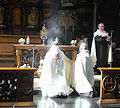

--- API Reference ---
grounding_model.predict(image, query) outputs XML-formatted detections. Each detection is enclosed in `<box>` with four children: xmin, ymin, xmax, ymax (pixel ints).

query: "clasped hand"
<box><xmin>102</xmin><ymin>32</ymin><xmax>108</xmax><ymax>37</ymax></box>
<box><xmin>102</xmin><ymin>32</ymin><xmax>110</xmax><ymax>42</ymax></box>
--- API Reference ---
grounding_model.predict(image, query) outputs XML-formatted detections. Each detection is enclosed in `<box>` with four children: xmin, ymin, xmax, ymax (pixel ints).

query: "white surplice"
<box><xmin>72</xmin><ymin>50</ymin><xmax>94</xmax><ymax>93</ymax></box>
<box><xmin>40</xmin><ymin>45</ymin><xmax>73</xmax><ymax>97</ymax></box>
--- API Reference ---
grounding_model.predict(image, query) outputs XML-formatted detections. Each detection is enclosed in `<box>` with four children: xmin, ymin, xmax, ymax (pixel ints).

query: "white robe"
<box><xmin>40</xmin><ymin>45</ymin><xmax>73</xmax><ymax>97</ymax></box>
<box><xmin>72</xmin><ymin>50</ymin><xmax>94</xmax><ymax>93</ymax></box>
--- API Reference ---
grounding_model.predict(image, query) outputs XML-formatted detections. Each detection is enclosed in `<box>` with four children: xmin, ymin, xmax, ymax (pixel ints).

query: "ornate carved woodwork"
<box><xmin>0</xmin><ymin>72</ymin><xmax>17</xmax><ymax>102</ymax></box>
<box><xmin>0</xmin><ymin>67</ymin><xmax>37</xmax><ymax>107</ymax></box>
<box><xmin>98</xmin><ymin>68</ymin><xmax>120</xmax><ymax>104</ymax></box>
<box><xmin>13</xmin><ymin>44</ymin><xmax>79</xmax><ymax>68</ymax></box>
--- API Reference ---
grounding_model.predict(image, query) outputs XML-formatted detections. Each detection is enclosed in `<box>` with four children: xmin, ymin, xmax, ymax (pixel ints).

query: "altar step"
<box><xmin>0</xmin><ymin>52</ymin><xmax>16</xmax><ymax>67</ymax></box>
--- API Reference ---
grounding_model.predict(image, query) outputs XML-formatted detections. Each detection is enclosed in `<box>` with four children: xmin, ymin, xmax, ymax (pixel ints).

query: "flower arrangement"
<box><xmin>18</xmin><ymin>38</ymin><xmax>25</xmax><ymax>45</ymax></box>
<box><xmin>20</xmin><ymin>64</ymin><xmax>31</xmax><ymax>68</ymax></box>
<box><xmin>71</xmin><ymin>40</ymin><xmax>77</xmax><ymax>46</ymax></box>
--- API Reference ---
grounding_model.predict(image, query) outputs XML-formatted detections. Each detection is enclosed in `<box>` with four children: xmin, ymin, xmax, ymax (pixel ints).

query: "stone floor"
<box><xmin>1</xmin><ymin>93</ymin><xmax>120</xmax><ymax>108</ymax></box>
<box><xmin>34</xmin><ymin>94</ymin><xmax>99</xmax><ymax>108</ymax></box>
<box><xmin>33</xmin><ymin>94</ymin><xmax>120</xmax><ymax>108</ymax></box>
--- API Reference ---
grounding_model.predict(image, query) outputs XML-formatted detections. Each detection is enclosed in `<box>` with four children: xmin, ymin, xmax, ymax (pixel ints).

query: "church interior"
<box><xmin>0</xmin><ymin>0</ymin><xmax>120</xmax><ymax>107</ymax></box>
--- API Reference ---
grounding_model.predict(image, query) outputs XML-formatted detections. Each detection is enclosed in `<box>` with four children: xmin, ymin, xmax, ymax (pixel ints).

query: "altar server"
<box><xmin>72</xmin><ymin>43</ymin><xmax>94</xmax><ymax>97</ymax></box>
<box><xmin>40</xmin><ymin>44</ymin><xmax>73</xmax><ymax>98</ymax></box>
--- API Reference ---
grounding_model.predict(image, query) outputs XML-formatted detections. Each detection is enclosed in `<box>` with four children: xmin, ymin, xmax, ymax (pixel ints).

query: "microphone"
<box><xmin>108</xmin><ymin>30</ymin><xmax>114</xmax><ymax>37</ymax></box>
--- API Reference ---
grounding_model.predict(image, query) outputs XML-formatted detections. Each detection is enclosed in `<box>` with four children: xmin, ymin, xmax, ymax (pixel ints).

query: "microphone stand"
<box><xmin>109</xmin><ymin>30</ymin><xmax>114</xmax><ymax>68</ymax></box>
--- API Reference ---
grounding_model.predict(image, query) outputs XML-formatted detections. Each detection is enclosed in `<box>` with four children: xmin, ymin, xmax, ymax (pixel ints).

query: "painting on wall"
<box><xmin>12</xmin><ymin>8</ymin><xmax>22</xmax><ymax>25</ymax></box>
<box><xmin>27</xmin><ymin>7</ymin><xmax>39</xmax><ymax>28</ymax></box>
<box><xmin>11</xmin><ymin>7</ymin><xmax>22</xmax><ymax>34</ymax></box>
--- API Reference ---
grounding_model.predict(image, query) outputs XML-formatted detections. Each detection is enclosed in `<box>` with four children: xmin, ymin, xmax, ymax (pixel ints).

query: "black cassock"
<box><xmin>95</xmin><ymin>36</ymin><xmax>109</xmax><ymax>67</ymax></box>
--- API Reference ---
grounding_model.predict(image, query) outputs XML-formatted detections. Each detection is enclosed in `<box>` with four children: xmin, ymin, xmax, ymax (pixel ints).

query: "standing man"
<box><xmin>91</xmin><ymin>23</ymin><xmax>110</xmax><ymax>67</ymax></box>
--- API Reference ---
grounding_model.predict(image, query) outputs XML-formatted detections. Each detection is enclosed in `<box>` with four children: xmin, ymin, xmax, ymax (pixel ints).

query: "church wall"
<box><xmin>95</xmin><ymin>0</ymin><xmax>120</xmax><ymax>47</ymax></box>
<box><xmin>0</xmin><ymin>0</ymin><xmax>93</xmax><ymax>67</ymax></box>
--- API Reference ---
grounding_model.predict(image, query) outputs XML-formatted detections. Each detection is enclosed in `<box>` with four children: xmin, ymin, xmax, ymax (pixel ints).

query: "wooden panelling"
<box><xmin>0</xmin><ymin>35</ymin><xmax>42</xmax><ymax>67</ymax></box>
<box><xmin>0</xmin><ymin>35</ymin><xmax>41</xmax><ymax>43</ymax></box>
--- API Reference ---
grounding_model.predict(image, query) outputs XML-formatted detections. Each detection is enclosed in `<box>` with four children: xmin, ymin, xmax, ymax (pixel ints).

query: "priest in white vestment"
<box><xmin>72</xmin><ymin>43</ymin><xmax>94</xmax><ymax>97</ymax></box>
<box><xmin>40</xmin><ymin>44</ymin><xmax>73</xmax><ymax>97</ymax></box>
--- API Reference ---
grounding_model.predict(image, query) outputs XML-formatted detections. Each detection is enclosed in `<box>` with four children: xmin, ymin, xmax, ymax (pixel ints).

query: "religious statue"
<box><xmin>27</xmin><ymin>7</ymin><xmax>38</xmax><ymax>28</ymax></box>
<box><xmin>64</xmin><ymin>15</ymin><xmax>74</xmax><ymax>44</ymax></box>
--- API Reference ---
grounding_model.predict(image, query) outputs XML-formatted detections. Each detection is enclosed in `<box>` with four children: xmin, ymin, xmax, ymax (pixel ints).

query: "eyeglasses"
<box><xmin>99</xmin><ymin>26</ymin><xmax>104</xmax><ymax>27</ymax></box>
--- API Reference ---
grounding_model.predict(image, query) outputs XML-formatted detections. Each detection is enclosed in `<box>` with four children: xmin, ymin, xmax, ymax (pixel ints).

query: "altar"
<box><xmin>13</xmin><ymin>44</ymin><xmax>79</xmax><ymax>68</ymax></box>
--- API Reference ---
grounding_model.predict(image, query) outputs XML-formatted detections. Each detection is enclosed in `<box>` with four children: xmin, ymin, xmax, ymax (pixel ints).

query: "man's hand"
<box><xmin>69</xmin><ymin>59</ymin><xmax>74</xmax><ymax>64</ymax></box>
<box><xmin>106</xmin><ymin>37</ymin><xmax>110</xmax><ymax>42</ymax></box>
<box><xmin>69</xmin><ymin>56</ymin><xmax>76</xmax><ymax>64</ymax></box>
<box><xmin>102</xmin><ymin>32</ymin><xmax>108</xmax><ymax>37</ymax></box>
<box><xmin>55</xmin><ymin>54</ymin><xmax>60</xmax><ymax>63</ymax></box>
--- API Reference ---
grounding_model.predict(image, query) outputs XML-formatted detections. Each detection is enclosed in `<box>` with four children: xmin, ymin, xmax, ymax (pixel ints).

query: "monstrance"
<box><xmin>39</xmin><ymin>24</ymin><xmax>48</xmax><ymax>45</ymax></box>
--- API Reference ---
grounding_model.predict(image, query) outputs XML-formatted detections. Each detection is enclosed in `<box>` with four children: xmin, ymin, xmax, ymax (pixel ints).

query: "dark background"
<box><xmin>0</xmin><ymin>0</ymin><xmax>120</xmax><ymax>48</ymax></box>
